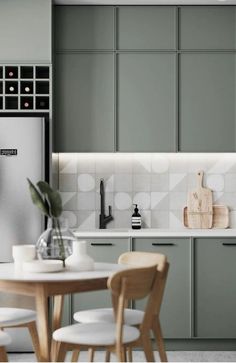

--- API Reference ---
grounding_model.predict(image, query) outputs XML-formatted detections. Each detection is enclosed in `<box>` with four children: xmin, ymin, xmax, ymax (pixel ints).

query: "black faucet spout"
<box><xmin>99</xmin><ymin>179</ymin><xmax>113</xmax><ymax>229</ymax></box>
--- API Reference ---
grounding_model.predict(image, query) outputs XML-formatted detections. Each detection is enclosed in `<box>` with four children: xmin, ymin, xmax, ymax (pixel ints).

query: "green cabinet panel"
<box><xmin>195</xmin><ymin>238</ymin><xmax>236</xmax><ymax>338</ymax></box>
<box><xmin>179</xmin><ymin>53</ymin><xmax>236</xmax><ymax>152</ymax></box>
<box><xmin>118</xmin><ymin>6</ymin><xmax>176</xmax><ymax>50</ymax></box>
<box><xmin>180</xmin><ymin>6</ymin><xmax>236</xmax><ymax>50</ymax></box>
<box><xmin>72</xmin><ymin>238</ymin><xmax>129</xmax><ymax>316</ymax></box>
<box><xmin>55</xmin><ymin>6</ymin><xmax>114</xmax><ymax>50</ymax></box>
<box><xmin>117</xmin><ymin>54</ymin><xmax>176</xmax><ymax>152</ymax></box>
<box><xmin>133</xmin><ymin>238</ymin><xmax>191</xmax><ymax>338</ymax></box>
<box><xmin>54</xmin><ymin>53</ymin><xmax>114</xmax><ymax>152</ymax></box>
<box><xmin>0</xmin><ymin>0</ymin><xmax>51</xmax><ymax>63</ymax></box>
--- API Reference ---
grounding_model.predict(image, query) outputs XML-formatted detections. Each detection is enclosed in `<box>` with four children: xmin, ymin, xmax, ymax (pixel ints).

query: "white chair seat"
<box><xmin>53</xmin><ymin>322</ymin><xmax>140</xmax><ymax>346</ymax></box>
<box><xmin>0</xmin><ymin>308</ymin><xmax>36</xmax><ymax>327</ymax></box>
<box><xmin>0</xmin><ymin>331</ymin><xmax>11</xmax><ymax>346</ymax></box>
<box><xmin>74</xmin><ymin>308</ymin><xmax>144</xmax><ymax>326</ymax></box>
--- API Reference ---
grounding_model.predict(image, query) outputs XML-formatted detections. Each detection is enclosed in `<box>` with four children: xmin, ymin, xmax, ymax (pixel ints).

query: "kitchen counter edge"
<box><xmin>73</xmin><ymin>228</ymin><xmax>236</xmax><ymax>238</ymax></box>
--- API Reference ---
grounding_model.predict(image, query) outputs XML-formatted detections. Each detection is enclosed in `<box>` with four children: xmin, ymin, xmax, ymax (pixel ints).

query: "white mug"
<box><xmin>12</xmin><ymin>244</ymin><xmax>36</xmax><ymax>271</ymax></box>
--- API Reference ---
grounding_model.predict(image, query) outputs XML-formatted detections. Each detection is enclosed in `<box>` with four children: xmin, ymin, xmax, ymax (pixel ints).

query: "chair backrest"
<box><xmin>118</xmin><ymin>251</ymin><xmax>169</xmax><ymax>327</ymax></box>
<box><xmin>118</xmin><ymin>251</ymin><xmax>167</xmax><ymax>272</ymax></box>
<box><xmin>107</xmin><ymin>265</ymin><xmax>158</xmax><ymax>346</ymax></box>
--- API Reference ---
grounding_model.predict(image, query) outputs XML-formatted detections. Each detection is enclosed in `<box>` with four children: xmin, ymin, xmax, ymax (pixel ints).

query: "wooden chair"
<box><xmin>0</xmin><ymin>308</ymin><xmax>40</xmax><ymax>361</ymax></box>
<box><xmin>0</xmin><ymin>330</ymin><xmax>11</xmax><ymax>362</ymax></box>
<box><xmin>73</xmin><ymin>251</ymin><xmax>169</xmax><ymax>362</ymax></box>
<box><xmin>53</xmin><ymin>264</ymin><xmax>158</xmax><ymax>362</ymax></box>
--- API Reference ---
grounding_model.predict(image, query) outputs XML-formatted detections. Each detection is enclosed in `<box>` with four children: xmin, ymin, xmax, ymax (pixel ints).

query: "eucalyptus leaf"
<box><xmin>37</xmin><ymin>181</ymin><xmax>62</xmax><ymax>218</ymax></box>
<box><xmin>27</xmin><ymin>178</ymin><xmax>50</xmax><ymax>217</ymax></box>
<box><xmin>37</xmin><ymin>181</ymin><xmax>53</xmax><ymax>194</ymax></box>
<box><xmin>47</xmin><ymin>189</ymin><xmax>62</xmax><ymax>218</ymax></box>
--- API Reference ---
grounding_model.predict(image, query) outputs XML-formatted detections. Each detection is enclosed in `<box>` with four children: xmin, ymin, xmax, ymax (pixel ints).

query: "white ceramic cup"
<box><xmin>12</xmin><ymin>244</ymin><xmax>36</xmax><ymax>271</ymax></box>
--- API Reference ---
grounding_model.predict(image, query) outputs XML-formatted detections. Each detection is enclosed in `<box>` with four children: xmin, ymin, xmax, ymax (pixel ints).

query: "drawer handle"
<box><xmin>222</xmin><ymin>243</ymin><xmax>236</xmax><ymax>246</ymax></box>
<box><xmin>152</xmin><ymin>243</ymin><xmax>175</xmax><ymax>246</ymax></box>
<box><xmin>91</xmin><ymin>243</ymin><xmax>113</xmax><ymax>246</ymax></box>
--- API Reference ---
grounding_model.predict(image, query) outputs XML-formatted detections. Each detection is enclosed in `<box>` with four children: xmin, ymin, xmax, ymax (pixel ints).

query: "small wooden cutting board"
<box><xmin>187</xmin><ymin>171</ymin><xmax>213</xmax><ymax>229</ymax></box>
<box><xmin>183</xmin><ymin>205</ymin><xmax>229</xmax><ymax>229</ymax></box>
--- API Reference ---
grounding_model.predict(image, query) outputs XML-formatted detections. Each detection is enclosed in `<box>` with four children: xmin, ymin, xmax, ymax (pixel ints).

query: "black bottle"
<box><xmin>132</xmin><ymin>204</ymin><xmax>141</xmax><ymax>229</ymax></box>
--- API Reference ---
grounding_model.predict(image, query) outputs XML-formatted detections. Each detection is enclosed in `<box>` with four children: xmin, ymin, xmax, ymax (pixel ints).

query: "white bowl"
<box><xmin>23</xmin><ymin>260</ymin><xmax>63</xmax><ymax>273</ymax></box>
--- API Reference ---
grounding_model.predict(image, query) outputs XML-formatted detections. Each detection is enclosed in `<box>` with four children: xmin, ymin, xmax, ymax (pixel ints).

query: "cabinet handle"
<box><xmin>91</xmin><ymin>243</ymin><xmax>113</xmax><ymax>246</ymax></box>
<box><xmin>152</xmin><ymin>243</ymin><xmax>175</xmax><ymax>246</ymax></box>
<box><xmin>222</xmin><ymin>243</ymin><xmax>236</xmax><ymax>246</ymax></box>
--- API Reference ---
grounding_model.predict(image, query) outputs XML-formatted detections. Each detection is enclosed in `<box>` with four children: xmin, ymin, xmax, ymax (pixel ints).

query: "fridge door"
<box><xmin>0</xmin><ymin>117</ymin><xmax>45</xmax><ymax>352</ymax></box>
<box><xmin>0</xmin><ymin>117</ymin><xmax>45</xmax><ymax>262</ymax></box>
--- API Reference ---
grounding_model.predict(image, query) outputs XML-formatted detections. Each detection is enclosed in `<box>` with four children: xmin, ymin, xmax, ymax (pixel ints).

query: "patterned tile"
<box><xmin>58</xmin><ymin>154</ymin><xmax>236</xmax><ymax>229</ymax></box>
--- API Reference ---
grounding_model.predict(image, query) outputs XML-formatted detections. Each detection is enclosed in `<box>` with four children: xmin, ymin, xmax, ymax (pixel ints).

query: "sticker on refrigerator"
<box><xmin>0</xmin><ymin>149</ymin><xmax>17</xmax><ymax>156</ymax></box>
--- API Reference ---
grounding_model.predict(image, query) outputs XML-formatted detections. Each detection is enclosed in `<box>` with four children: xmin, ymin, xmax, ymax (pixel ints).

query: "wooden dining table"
<box><xmin>0</xmin><ymin>262</ymin><xmax>122</xmax><ymax>362</ymax></box>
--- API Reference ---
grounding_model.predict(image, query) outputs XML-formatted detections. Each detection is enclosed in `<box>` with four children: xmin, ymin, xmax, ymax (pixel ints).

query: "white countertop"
<box><xmin>74</xmin><ymin>228</ymin><xmax>236</xmax><ymax>238</ymax></box>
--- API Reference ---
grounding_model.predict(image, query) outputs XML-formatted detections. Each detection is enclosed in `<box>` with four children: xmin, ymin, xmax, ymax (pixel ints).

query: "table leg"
<box><xmin>51</xmin><ymin>295</ymin><xmax>64</xmax><ymax>362</ymax></box>
<box><xmin>35</xmin><ymin>285</ymin><xmax>50</xmax><ymax>362</ymax></box>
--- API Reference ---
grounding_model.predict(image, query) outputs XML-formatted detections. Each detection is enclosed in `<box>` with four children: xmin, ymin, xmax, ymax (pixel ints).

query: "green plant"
<box><xmin>27</xmin><ymin>179</ymin><xmax>66</xmax><ymax>266</ymax></box>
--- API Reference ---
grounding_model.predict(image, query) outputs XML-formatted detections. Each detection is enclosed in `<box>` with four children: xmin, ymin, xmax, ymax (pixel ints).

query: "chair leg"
<box><xmin>152</xmin><ymin>318</ymin><xmax>168</xmax><ymax>362</ymax></box>
<box><xmin>71</xmin><ymin>349</ymin><xmax>80</xmax><ymax>362</ymax></box>
<box><xmin>55</xmin><ymin>341</ymin><xmax>67</xmax><ymax>362</ymax></box>
<box><xmin>116</xmin><ymin>345</ymin><xmax>126</xmax><ymax>362</ymax></box>
<box><xmin>105</xmin><ymin>348</ymin><xmax>111</xmax><ymax>362</ymax></box>
<box><xmin>127</xmin><ymin>346</ymin><xmax>133</xmax><ymax>362</ymax></box>
<box><xmin>141</xmin><ymin>335</ymin><xmax>155</xmax><ymax>363</ymax></box>
<box><xmin>88</xmin><ymin>347</ymin><xmax>95</xmax><ymax>362</ymax></box>
<box><xmin>0</xmin><ymin>347</ymin><xmax>8</xmax><ymax>362</ymax></box>
<box><xmin>27</xmin><ymin>322</ymin><xmax>41</xmax><ymax>362</ymax></box>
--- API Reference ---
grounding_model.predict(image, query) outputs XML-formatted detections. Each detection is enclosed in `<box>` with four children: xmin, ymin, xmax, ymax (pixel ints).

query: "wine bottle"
<box><xmin>5</xmin><ymin>67</ymin><xmax>18</xmax><ymax>79</ymax></box>
<box><xmin>21</xmin><ymin>96</ymin><xmax>33</xmax><ymax>110</ymax></box>
<box><xmin>21</xmin><ymin>81</ymin><xmax>33</xmax><ymax>94</ymax></box>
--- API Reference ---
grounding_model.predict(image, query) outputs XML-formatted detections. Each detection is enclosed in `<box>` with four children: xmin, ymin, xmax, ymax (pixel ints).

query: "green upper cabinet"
<box><xmin>0</xmin><ymin>0</ymin><xmax>51</xmax><ymax>63</ymax></box>
<box><xmin>180</xmin><ymin>6</ymin><xmax>236</xmax><ymax>50</ymax></box>
<box><xmin>55</xmin><ymin>6</ymin><xmax>114</xmax><ymax>50</ymax></box>
<box><xmin>117</xmin><ymin>53</ymin><xmax>176</xmax><ymax>152</ymax></box>
<box><xmin>117</xmin><ymin>6</ymin><xmax>176</xmax><ymax>50</ymax></box>
<box><xmin>195</xmin><ymin>238</ymin><xmax>236</xmax><ymax>338</ymax></box>
<box><xmin>54</xmin><ymin>53</ymin><xmax>114</xmax><ymax>152</ymax></box>
<box><xmin>179</xmin><ymin>53</ymin><xmax>236</xmax><ymax>152</ymax></box>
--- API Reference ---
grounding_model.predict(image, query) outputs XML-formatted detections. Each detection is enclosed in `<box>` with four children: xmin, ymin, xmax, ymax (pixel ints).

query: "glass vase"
<box><xmin>36</xmin><ymin>218</ymin><xmax>73</xmax><ymax>264</ymax></box>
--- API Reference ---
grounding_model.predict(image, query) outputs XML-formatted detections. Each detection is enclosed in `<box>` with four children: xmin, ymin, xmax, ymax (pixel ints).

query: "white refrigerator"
<box><xmin>0</xmin><ymin>116</ymin><xmax>45</xmax><ymax>351</ymax></box>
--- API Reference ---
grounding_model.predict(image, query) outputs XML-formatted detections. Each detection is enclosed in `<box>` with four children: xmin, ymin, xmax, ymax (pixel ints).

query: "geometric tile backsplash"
<box><xmin>54</xmin><ymin>153</ymin><xmax>236</xmax><ymax>230</ymax></box>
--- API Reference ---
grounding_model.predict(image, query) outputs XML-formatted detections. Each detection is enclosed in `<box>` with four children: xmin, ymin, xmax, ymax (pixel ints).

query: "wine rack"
<box><xmin>0</xmin><ymin>65</ymin><xmax>51</xmax><ymax>112</ymax></box>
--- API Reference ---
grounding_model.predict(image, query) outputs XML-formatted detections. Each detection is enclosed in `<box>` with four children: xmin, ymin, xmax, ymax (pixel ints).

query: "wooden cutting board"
<box><xmin>187</xmin><ymin>171</ymin><xmax>213</xmax><ymax>229</ymax></box>
<box><xmin>183</xmin><ymin>205</ymin><xmax>229</xmax><ymax>229</ymax></box>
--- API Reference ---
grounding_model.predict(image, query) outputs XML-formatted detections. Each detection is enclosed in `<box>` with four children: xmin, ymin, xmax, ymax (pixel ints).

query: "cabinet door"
<box><xmin>180</xmin><ymin>6</ymin><xmax>236</xmax><ymax>50</ymax></box>
<box><xmin>133</xmin><ymin>238</ymin><xmax>191</xmax><ymax>338</ymax></box>
<box><xmin>195</xmin><ymin>238</ymin><xmax>236</xmax><ymax>338</ymax></box>
<box><xmin>0</xmin><ymin>0</ymin><xmax>51</xmax><ymax>63</ymax></box>
<box><xmin>179</xmin><ymin>53</ymin><xmax>236</xmax><ymax>152</ymax></box>
<box><xmin>72</xmin><ymin>238</ymin><xmax>129</xmax><ymax>315</ymax></box>
<box><xmin>55</xmin><ymin>6</ymin><xmax>114</xmax><ymax>51</ymax></box>
<box><xmin>54</xmin><ymin>53</ymin><xmax>114</xmax><ymax>152</ymax></box>
<box><xmin>118</xmin><ymin>6</ymin><xmax>176</xmax><ymax>50</ymax></box>
<box><xmin>117</xmin><ymin>53</ymin><xmax>176</xmax><ymax>152</ymax></box>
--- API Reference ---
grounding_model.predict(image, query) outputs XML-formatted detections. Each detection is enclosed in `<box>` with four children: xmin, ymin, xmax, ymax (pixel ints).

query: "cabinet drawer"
<box><xmin>133</xmin><ymin>238</ymin><xmax>191</xmax><ymax>338</ymax></box>
<box><xmin>72</xmin><ymin>238</ymin><xmax>129</xmax><ymax>315</ymax></box>
<box><xmin>195</xmin><ymin>238</ymin><xmax>236</xmax><ymax>338</ymax></box>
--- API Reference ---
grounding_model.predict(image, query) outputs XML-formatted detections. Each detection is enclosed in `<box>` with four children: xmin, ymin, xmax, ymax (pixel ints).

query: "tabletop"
<box><xmin>0</xmin><ymin>262</ymin><xmax>123</xmax><ymax>282</ymax></box>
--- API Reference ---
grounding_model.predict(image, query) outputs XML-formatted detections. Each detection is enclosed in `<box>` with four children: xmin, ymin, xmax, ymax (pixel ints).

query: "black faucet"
<box><xmin>99</xmin><ymin>179</ymin><xmax>113</xmax><ymax>229</ymax></box>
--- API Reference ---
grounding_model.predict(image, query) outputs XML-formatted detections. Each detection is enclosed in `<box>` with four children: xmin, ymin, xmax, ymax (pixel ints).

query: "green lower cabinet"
<box><xmin>72</xmin><ymin>238</ymin><xmax>129</xmax><ymax>317</ymax></box>
<box><xmin>195</xmin><ymin>238</ymin><xmax>236</xmax><ymax>338</ymax></box>
<box><xmin>133</xmin><ymin>238</ymin><xmax>191</xmax><ymax>339</ymax></box>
